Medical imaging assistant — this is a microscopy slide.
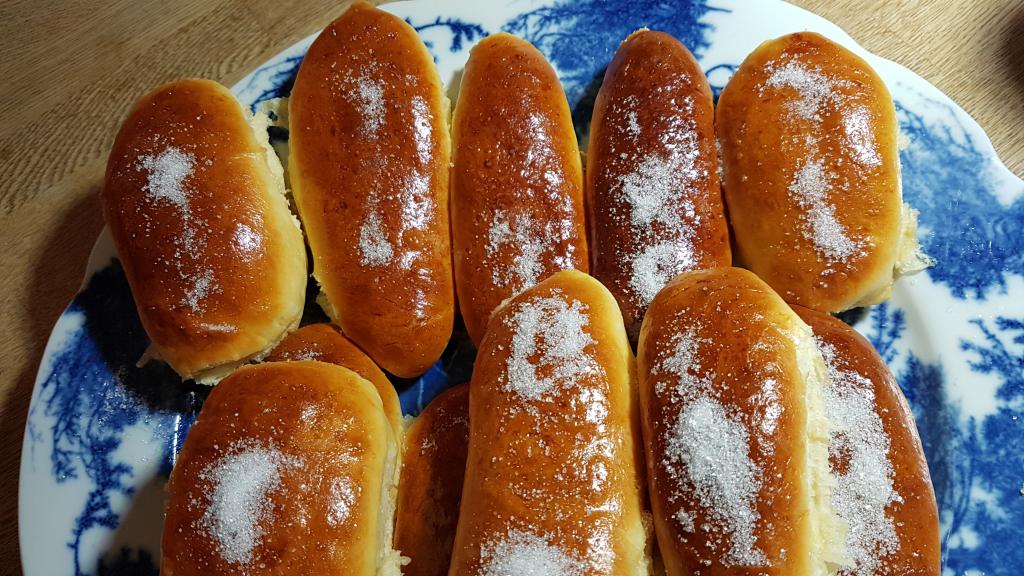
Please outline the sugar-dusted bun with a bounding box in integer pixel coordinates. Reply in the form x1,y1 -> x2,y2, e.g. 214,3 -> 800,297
394,383 -> 469,576
793,305 -> 940,574
717,32 -> 930,313
289,1 -> 454,377
101,79 -> 305,382
449,270 -> 648,575
162,361 -> 404,575
265,323 -> 402,444
451,33 -> 588,345
587,30 -> 730,337
637,267 -> 849,574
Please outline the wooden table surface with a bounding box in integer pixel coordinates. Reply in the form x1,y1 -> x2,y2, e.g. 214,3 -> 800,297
1,0 -> 1021,568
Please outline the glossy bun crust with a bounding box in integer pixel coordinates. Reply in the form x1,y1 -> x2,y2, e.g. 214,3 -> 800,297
637,267 -> 846,575
265,323 -> 402,442
794,306 -> 940,575
587,30 -> 730,336
162,361 -> 401,576
717,32 -> 917,312
394,383 -> 469,576
451,33 -> 588,345
102,79 -> 305,381
289,2 -> 454,377
449,270 -> 648,575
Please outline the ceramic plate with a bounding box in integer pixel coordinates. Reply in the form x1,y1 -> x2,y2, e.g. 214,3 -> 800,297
19,0 -> 1024,574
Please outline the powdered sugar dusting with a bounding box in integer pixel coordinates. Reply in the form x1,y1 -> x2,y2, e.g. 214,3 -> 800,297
843,105 -> 882,167
357,178 -> 434,270
656,327 -> 783,452
482,102 -> 580,293
674,509 -> 695,532
487,211 -> 574,290
352,74 -> 386,137
520,112 -> 565,193
480,529 -> 583,576
789,158 -> 859,261
762,58 -> 867,266
653,322 -> 779,566
137,145 -> 219,313
359,209 -> 394,266
653,325 -> 714,397
604,95 -> 705,314
139,147 -> 195,209
327,477 -> 359,527
487,210 -> 541,287
503,294 -> 601,403
300,404 -> 319,422
411,95 -> 433,165
624,109 -> 641,138
347,73 -> 437,270
197,442 -> 300,565
291,350 -> 322,362
619,151 -> 698,230
764,60 -> 846,121
663,397 -> 768,567
818,339 -> 902,574
629,241 -> 696,309
183,269 -> 215,311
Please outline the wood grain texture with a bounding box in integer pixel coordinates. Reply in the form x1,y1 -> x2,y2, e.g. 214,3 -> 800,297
0,0 -> 1020,569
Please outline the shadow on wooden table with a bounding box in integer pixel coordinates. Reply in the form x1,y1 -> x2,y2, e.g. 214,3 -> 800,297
2,187 -> 104,572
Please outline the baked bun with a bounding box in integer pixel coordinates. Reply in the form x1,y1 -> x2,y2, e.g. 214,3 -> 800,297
587,29 -> 730,337
162,361 -> 404,575
637,267 -> 848,574
449,270 -> 648,575
289,1 -> 454,377
265,323 -> 403,443
793,305 -> 940,574
717,32 -> 930,313
101,79 -> 305,382
394,383 -> 469,576
451,33 -> 588,345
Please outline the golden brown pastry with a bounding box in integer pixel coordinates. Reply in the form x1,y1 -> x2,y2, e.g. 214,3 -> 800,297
587,30 -> 730,337
162,361 -> 404,575
717,32 -> 929,313
101,78 -> 305,382
449,270 -> 648,575
265,323 -> 402,443
451,33 -> 588,345
394,383 -> 469,576
289,1 -> 454,377
793,305 -> 940,575
637,267 -> 848,574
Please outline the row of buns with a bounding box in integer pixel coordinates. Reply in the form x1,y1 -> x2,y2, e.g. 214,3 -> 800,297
98,2 -> 941,574
162,268 -> 940,574
101,2 -> 929,386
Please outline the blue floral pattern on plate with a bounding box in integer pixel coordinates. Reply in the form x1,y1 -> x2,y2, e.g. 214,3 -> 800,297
19,0 -> 1023,574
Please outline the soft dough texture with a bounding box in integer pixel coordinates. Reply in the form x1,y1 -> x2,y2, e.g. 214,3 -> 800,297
637,267 -> 849,575
717,32 -> 929,313
101,78 -> 305,382
161,361 -> 404,576
289,1 -> 454,377
394,383 -> 469,576
450,33 -> 588,345
265,323 -> 403,444
449,270 -> 648,575
793,305 -> 941,575
587,29 -> 730,338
